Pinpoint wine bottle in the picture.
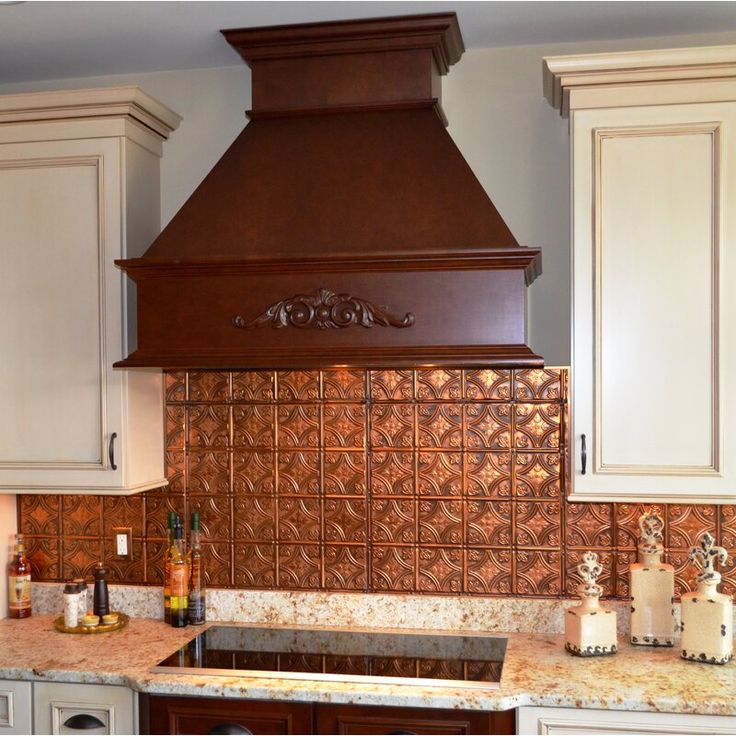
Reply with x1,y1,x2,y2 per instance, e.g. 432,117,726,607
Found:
169,522,188,628
187,512,206,625
7,533,32,618
163,511,177,624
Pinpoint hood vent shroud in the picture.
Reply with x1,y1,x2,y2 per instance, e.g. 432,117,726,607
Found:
116,13,542,369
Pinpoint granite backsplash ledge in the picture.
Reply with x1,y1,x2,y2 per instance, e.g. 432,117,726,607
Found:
18,368,736,598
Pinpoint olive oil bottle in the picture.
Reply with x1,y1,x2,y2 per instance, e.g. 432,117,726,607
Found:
169,522,188,628
163,511,177,624
187,513,206,625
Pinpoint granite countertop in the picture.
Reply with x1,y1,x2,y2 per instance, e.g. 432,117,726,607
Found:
0,615,735,716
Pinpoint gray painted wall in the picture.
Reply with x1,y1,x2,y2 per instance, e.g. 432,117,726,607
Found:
3,29,736,364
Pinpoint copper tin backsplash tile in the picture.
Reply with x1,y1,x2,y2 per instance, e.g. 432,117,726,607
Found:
18,368,736,598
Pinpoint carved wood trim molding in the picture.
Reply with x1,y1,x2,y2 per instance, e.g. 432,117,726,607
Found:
233,288,415,330
114,344,543,369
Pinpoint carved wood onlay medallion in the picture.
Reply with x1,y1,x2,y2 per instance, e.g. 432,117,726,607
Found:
233,287,415,331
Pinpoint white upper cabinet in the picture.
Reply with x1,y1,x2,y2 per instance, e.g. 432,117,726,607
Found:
544,46,736,502
0,88,180,494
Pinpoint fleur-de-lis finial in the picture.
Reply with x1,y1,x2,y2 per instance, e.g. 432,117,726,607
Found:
689,532,728,583
638,511,664,554
577,550,603,598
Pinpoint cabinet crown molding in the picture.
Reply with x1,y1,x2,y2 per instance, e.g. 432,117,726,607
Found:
0,86,181,138
543,44,736,116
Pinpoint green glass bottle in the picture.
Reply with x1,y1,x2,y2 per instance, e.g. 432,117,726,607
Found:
187,512,206,625
163,511,177,624
169,522,188,628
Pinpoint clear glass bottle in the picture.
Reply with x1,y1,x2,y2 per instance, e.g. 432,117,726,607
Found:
681,532,732,665
630,511,675,647
187,512,206,625
163,511,177,624
7,534,32,618
169,522,188,628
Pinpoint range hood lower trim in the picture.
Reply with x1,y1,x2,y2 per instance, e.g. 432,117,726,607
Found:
114,344,543,370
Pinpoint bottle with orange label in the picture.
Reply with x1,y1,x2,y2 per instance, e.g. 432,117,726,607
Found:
7,533,32,618
169,521,188,628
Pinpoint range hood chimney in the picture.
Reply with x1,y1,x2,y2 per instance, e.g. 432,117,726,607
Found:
116,13,542,369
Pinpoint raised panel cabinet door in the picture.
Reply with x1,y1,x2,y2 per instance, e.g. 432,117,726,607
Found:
570,101,736,502
517,706,736,735
0,137,124,491
314,703,513,735
33,682,136,735
0,680,31,735
143,696,313,735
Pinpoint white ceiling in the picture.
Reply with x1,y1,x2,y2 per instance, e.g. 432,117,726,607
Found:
2,1,736,84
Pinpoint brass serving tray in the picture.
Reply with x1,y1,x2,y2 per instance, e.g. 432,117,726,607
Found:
54,611,129,634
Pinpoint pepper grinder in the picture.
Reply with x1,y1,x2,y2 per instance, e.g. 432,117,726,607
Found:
92,562,110,617
681,532,732,665
565,551,617,657
630,511,675,647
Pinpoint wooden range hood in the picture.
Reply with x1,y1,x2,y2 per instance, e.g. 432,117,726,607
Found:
116,13,542,369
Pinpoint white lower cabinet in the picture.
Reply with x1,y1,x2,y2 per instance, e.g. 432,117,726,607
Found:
33,682,136,736
518,706,736,735
0,681,31,735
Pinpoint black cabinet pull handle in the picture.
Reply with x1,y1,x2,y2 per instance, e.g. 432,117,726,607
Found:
208,724,253,735
581,433,587,475
388,731,417,735
63,713,106,730
108,432,117,470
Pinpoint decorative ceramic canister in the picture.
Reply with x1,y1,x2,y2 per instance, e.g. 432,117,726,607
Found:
629,511,675,646
565,551,617,657
681,532,733,665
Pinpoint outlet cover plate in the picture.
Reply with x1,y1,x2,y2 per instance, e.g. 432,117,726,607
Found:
113,527,133,560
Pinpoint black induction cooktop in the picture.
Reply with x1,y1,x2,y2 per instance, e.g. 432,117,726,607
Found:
152,625,506,690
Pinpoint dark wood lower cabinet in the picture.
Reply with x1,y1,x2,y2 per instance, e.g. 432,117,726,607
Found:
142,696,313,735
313,703,515,735
140,695,515,736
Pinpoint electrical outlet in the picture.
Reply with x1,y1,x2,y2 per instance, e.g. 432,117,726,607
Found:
112,527,132,561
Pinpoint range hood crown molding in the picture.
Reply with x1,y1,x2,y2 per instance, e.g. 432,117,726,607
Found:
222,13,465,74
116,13,543,371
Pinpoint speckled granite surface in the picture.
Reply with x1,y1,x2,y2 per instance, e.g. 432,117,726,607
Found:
1,614,735,716
32,583,637,635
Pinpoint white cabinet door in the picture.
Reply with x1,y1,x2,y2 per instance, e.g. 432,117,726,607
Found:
518,706,736,735
0,137,123,490
33,682,136,736
570,101,736,502
0,680,31,735
0,89,179,495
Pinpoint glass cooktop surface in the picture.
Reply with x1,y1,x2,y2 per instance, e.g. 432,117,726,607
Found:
152,625,506,690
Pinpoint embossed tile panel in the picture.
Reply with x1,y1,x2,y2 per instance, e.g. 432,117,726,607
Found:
17,368,736,599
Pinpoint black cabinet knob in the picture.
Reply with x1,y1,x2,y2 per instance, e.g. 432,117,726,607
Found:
208,723,253,735
63,713,106,730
